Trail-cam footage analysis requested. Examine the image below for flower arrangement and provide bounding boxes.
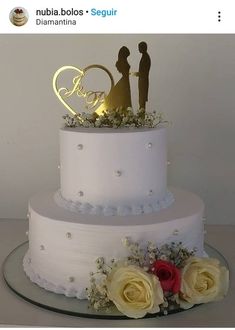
[86,238,229,319]
[63,108,168,129]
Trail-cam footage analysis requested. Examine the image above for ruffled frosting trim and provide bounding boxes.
[54,190,175,216]
[23,251,87,299]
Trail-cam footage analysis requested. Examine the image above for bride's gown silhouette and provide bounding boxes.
[104,46,132,109]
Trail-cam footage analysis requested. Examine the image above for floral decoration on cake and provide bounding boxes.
[86,238,229,319]
[63,108,167,129]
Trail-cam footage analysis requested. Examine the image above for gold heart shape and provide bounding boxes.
[53,65,114,117]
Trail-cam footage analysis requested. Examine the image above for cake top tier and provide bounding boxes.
[58,125,170,215]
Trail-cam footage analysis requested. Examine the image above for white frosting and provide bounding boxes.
[60,127,167,208]
[24,188,204,299]
[54,189,175,216]
[24,125,206,300]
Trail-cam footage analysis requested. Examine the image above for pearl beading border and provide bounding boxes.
[54,190,175,216]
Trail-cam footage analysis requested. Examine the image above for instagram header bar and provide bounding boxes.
[1,0,235,33]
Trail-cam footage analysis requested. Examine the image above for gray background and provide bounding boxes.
[0,34,235,224]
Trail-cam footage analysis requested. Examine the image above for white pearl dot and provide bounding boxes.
[58,165,61,169]
[69,276,75,282]
[167,161,171,165]
[26,231,29,237]
[173,229,179,236]
[115,170,122,177]
[40,245,45,251]
[27,212,30,219]
[66,232,72,239]
[78,191,84,197]
[147,142,152,149]
[77,144,83,150]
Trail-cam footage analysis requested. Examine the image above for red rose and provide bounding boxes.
[150,260,180,293]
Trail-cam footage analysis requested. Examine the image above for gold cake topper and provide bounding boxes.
[53,65,114,116]
[53,43,151,118]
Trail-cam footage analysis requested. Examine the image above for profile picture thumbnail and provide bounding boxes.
[10,7,28,27]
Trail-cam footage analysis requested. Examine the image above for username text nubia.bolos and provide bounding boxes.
[36,8,84,16]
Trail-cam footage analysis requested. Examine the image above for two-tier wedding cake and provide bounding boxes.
[23,125,205,298]
[23,44,228,318]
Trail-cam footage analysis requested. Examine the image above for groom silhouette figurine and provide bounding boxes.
[136,42,151,110]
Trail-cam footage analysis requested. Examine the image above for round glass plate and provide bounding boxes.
[2,242,229,319]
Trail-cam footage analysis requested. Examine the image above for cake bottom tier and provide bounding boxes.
[23,188,204,299]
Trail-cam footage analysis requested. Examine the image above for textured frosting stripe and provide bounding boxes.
[23,251,87,299]
[54,189,175,216]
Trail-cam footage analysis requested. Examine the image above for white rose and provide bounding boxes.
[178,257,229,309]
[106,264,164,319]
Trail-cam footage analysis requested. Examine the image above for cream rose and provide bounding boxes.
[178,257,229,309]
[106,264,164,319]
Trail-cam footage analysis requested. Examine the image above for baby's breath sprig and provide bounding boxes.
[122,237,145,267]
[63,108,168,129]
[121,238,195,269]
[86,276,113,311]
[155,242,195,268]
[63,114,77,127]
[86,256,117,311]
[146,241,158,265]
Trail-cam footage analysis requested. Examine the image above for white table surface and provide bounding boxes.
[0,219,234,327]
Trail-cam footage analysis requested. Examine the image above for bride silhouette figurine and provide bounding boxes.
[104,46,132,110]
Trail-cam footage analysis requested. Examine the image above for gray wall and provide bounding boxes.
[0,34,235,224]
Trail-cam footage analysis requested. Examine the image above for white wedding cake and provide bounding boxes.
[22,46,229,318]
[23,125,205,299]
